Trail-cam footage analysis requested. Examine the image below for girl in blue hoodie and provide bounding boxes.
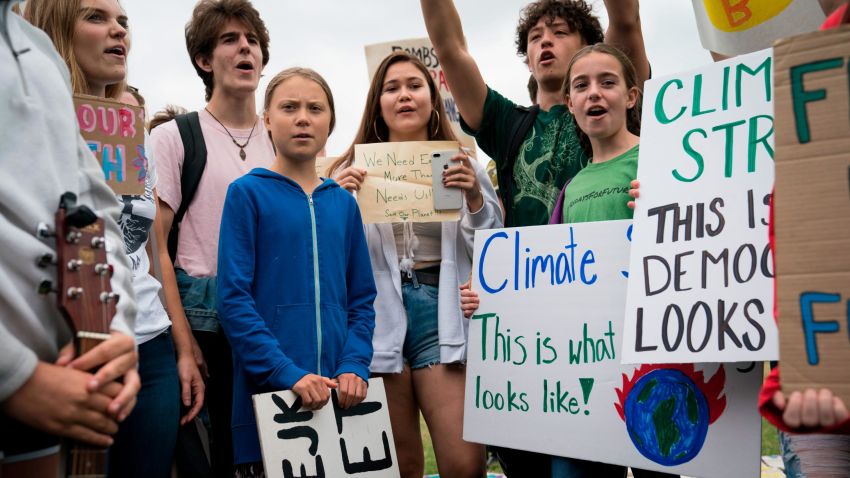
[217,68,377,475]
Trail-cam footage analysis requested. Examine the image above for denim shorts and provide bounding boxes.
[779,430,802,478]
[401,278,441,369]
[174,268,219,333]
[782,431,850,477]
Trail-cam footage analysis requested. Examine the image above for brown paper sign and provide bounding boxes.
[774,26,850,405]
[364,38,476,153]
[354,141,461,224]
[74,94,146,195]
[315,156,337,178]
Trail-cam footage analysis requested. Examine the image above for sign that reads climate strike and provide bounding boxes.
[622,48,778,364]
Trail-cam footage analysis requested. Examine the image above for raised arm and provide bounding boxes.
[603,0,650,86]
[420,0,489,131]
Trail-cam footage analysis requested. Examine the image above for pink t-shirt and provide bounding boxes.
[151,110,274,277]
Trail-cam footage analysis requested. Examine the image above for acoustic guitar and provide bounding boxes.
[42,192,118,477]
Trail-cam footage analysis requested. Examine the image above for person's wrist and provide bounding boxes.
[466,188,483,211]
[176,348,195,362]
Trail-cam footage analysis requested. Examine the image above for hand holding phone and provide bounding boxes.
[433,149,484,212]
[431,150,464,210]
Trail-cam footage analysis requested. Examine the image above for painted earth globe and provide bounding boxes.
[624,368,710,466]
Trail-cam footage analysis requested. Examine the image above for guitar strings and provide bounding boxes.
[68,226,111,477]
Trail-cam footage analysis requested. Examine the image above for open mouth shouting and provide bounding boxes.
[539,50,556,66]
[235,60,255,73]
[104,45,126,59]
[586,105,608,119]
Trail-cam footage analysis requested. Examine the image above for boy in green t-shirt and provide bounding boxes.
[420,0,649,229]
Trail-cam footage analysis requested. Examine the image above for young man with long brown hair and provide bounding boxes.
[151,1,274,475]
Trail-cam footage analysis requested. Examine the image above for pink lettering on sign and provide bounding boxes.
[77,104,97,133]
[118,107,136,138]
[98,106,118,135]
[75,102,137,137]
[74,95,145,195]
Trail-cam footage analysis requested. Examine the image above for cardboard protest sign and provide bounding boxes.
[773,26,850,405]
[466,221,762,477]
[622,49,778,363]
[74,94,146,195]
[365,38,476,153]
[691,0,824,56]
[353,141,460,223]
[315,156,337,178]
[253,378,399,478]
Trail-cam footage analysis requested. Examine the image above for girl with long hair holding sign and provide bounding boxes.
[23,1,204,476]
[547,44,676,478]
[217,68,377,477]
[327,51,501,478]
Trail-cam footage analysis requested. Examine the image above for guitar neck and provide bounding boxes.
[66,446,108,478]
[51,195,116,478]
[67,334,109,478]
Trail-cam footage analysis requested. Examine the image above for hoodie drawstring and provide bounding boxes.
[399,222,419,278]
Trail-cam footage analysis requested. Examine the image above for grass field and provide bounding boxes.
[419,416,781,475]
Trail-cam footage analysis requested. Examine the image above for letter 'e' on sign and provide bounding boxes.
[774,26,850,406]
[253,378,400,478]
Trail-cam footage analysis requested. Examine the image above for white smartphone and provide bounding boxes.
[431,150,463,211]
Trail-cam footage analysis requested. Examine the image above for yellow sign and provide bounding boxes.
[703,0,792,32]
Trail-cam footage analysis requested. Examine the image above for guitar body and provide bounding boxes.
[53,193,117,478]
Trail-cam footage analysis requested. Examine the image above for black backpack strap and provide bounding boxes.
[169,111,207,262]
[499,104,539,227]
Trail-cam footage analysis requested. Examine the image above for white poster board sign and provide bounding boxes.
[622,49,778,364]
[466,221,761,478]
[691,0,824,56]
[253,378,399,478]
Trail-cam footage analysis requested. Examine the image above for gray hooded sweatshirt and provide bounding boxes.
[0,1,136,402]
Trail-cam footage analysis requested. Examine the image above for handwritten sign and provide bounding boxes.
[622,49,778,363]
[774,26,850,405]
[73,94,146,195]
[253,378,399,478]
[365,38,475,153]
[466,221,762,477]
[353,141,460,224]
[691,0,824,56]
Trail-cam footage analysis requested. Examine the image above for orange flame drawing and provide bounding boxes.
[615,364,726,424]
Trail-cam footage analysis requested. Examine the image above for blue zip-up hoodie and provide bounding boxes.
[217,168,377,464]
